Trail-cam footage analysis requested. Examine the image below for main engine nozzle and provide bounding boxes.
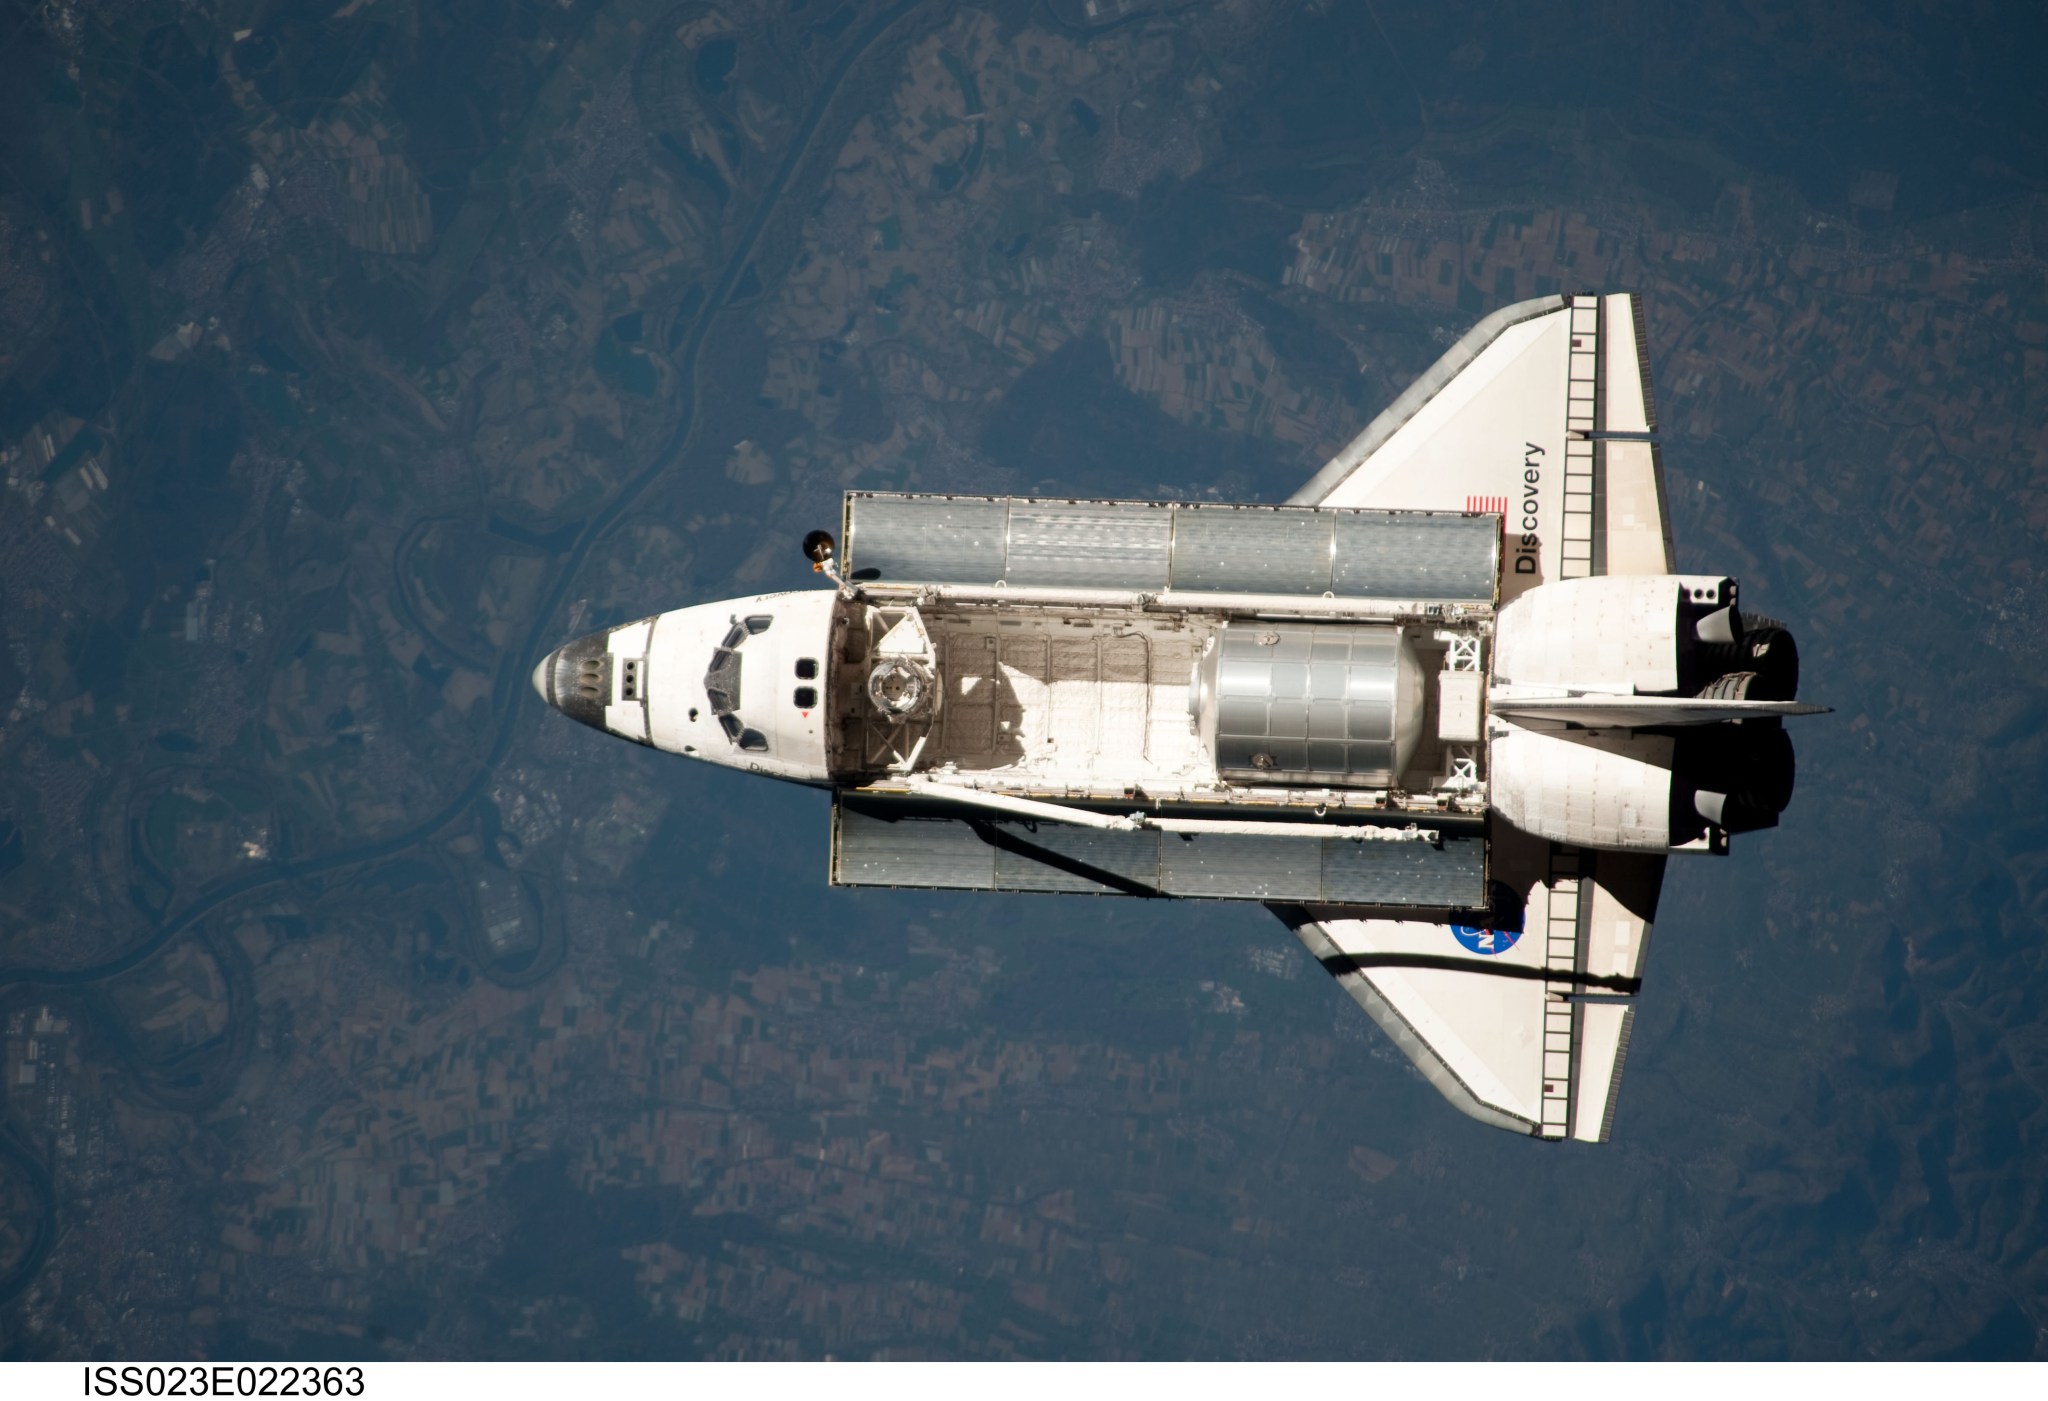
[1691,607,1800,701]
[1676,720,1797,839]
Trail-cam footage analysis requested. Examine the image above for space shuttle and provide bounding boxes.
[534,293,1824,1141]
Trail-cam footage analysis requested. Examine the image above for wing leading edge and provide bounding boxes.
[1281,291,1677,1141]
[1293,292,1673,597]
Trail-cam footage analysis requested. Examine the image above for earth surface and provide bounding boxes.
[0,0,2044,1360]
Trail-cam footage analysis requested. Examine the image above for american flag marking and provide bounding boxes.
[1466,494,1509,515]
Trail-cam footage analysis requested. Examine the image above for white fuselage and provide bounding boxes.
[534,570,1813,857]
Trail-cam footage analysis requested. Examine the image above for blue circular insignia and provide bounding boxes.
[1450,922,1521,956]
[1450,883,1524,956]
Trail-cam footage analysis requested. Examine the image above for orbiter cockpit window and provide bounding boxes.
[704,616,770,753]
[704,647,741,715]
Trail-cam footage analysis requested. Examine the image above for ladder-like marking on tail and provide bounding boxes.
[1561,296,1601,580]
[1539,847,1584,1137]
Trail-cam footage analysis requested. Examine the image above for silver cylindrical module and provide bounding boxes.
[1189,621,1426,785]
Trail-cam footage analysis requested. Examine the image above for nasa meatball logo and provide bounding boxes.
[1450,883,1524,956]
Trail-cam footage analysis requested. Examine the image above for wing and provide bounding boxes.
[1271,830,1665,1142]
[1292,293,1673,596]
[1276,293,1678,1139]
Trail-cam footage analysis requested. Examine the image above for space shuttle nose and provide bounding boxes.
[531,630,613,731]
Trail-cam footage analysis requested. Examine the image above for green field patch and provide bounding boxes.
[240,368,302,427]
[211,776,269,816]
[594,327,657,397]
[142,789,237,870]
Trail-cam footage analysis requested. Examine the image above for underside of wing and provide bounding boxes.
[1273,832,1666,1142]
[1292,293,1673,600]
